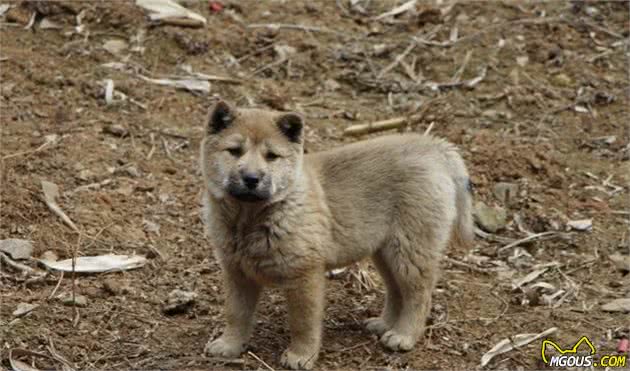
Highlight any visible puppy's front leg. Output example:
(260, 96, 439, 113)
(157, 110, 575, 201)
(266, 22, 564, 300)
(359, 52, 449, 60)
(205, 267, 261, 358)
(281, 270, 325, 370)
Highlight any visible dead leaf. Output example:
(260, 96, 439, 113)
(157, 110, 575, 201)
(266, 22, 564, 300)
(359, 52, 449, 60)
(13, 303, 38, 317)
(567, 219, 592, 231)
(138, 75, 210, 94)
(480, 327, 558, 367)
(103, 39, 128, 55)
(38, 254, 147, 273)
(135, 0, 206, 27)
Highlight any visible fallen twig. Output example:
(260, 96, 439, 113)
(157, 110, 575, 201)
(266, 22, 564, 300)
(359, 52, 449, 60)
(377, 42, 416, 78)
(373, 0, 417, 20)
(247, 351, 275, 371)
(423, 122, 435, 136)
(444, 257, 497, 274)
(48, 271, 64, 300)
(2, 136, 56, 160)
(426, 66, 487, 91)
(247, 23, 348, 37)
(0, 252, 38, 275)
(344, 116, 407, 136)
(41, 180, 80, 233)
(474, 227, 515, 244)
(497, 231, 562, 254)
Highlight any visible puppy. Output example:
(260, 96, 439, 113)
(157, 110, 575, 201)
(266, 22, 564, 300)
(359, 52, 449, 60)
(200, 101, 473, 369)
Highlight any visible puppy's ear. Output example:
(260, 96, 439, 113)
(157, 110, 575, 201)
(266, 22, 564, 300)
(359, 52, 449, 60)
(276, 113, 304, 143)
(208, 100, 234, 134)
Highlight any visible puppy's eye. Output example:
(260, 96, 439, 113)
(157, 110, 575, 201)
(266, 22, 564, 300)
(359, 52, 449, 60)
(266, 152, 280, 161)
(227, 147, 242, 157)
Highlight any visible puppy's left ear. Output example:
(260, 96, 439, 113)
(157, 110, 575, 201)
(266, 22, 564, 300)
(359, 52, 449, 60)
(276, 113, 304, 143)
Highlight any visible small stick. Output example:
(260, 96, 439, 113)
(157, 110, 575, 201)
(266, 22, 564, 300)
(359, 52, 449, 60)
(161, 136, 174, 160)
(41, 181, 80, 233)
(147, 133, 156, 160)
(344, 116, 407, 136)
(474, 227, 515, 244)
(373, 0, 417, 20)
(497, 231, 560, 254)
(247, 351, 275, 371)
(48, 271, 64, 300)
(154, 18, 204, 28)
(423, 122, 435, 136)
(247, 23, 347, 37)
(444, 257, 495, 273)
(2, 140, 53, 160)
(451, 50, 472, 82)
(0, 252, 38, 274)
(377, 42, 416, 78)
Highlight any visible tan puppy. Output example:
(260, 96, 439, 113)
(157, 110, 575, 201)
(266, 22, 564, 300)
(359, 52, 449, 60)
(201, 101, 473, 369)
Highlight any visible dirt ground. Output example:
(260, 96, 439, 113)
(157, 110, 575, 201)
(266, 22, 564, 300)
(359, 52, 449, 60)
(1, 0, 629, 370)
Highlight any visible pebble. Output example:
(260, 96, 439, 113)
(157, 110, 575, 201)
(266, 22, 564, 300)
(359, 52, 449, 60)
(474, 201, 507, 233)
(163, 289, 197, 315)
(62, 294, 88, 307)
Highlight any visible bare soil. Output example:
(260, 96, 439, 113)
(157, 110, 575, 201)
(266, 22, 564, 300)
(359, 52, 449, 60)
(1, 1, 629, 370)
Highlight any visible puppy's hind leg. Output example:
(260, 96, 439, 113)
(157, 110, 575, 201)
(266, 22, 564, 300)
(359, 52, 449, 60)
(379, 225, 450, 352)
(364, 249, 402, 336)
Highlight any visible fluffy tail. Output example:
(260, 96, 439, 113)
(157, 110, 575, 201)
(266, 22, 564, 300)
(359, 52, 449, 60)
(452, 176, 474, 247)
(445, 148, 474, 247)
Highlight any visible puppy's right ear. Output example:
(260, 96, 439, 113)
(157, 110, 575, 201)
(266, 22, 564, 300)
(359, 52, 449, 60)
(208, 100, 234, 134)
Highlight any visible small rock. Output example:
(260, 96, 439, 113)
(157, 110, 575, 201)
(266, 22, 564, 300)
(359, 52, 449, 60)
(0, 239, 33, 260)
(77, 169, 94, 181)
(584, 6, 599, 17)
(493, 182, 519, 206)
(143, 219, 160, 235)
(567, 219, 592, 231)
(62, 294, 88, 307)
(102, 124, 128, 137)
(474, 201, 507, 233)
(13, 303, 38, 317)
(124, 165, 141, 178)
(103, 278, 132, 296)
(455, 12, 469, 23)
(323, 78, 341, 92)
(103, 39, 128, 55)
(163, 289, 197, 315)
(40, 250, 58, 262)
(516, 56, 529, 67)
(39, 18, 62, 30)
(552, 73, 572, 87)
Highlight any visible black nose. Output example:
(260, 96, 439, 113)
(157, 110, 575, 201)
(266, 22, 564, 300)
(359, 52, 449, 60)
(242, 173, 260, 189)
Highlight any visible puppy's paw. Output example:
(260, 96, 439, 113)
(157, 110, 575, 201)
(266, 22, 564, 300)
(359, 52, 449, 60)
(280, 349, 317, 370)
(364, 317, 390, 335)
(380, 330, 416, 352)
(204, 336, 244, 358)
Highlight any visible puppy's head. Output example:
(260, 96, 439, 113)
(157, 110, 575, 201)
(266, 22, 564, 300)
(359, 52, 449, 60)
(200, 100, 304, 203)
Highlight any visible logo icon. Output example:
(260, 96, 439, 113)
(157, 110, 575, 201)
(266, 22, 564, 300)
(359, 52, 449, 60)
(541, 336, 627, 368)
